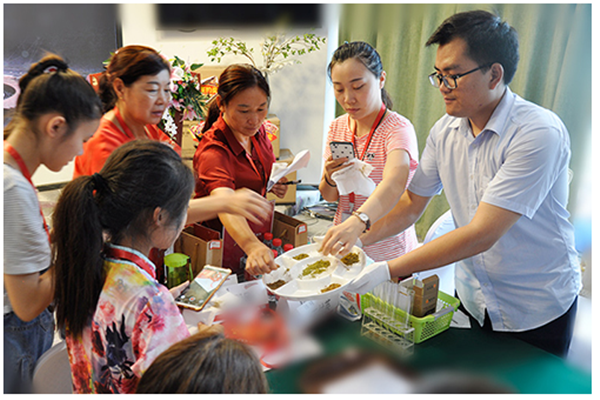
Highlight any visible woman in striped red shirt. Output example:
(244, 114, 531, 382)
(319, 41, 419, 262)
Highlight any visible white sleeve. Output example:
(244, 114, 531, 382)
(3, 167, 51, 275)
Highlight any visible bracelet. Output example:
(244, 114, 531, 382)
(324, 175, 337, 187)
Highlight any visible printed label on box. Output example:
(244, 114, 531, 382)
(298, 224, 307, 234)
(209, 240, 222, 250)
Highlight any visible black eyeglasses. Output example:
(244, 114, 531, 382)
(428, 63, 493, 90)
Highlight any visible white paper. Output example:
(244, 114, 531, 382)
(266, 149, 311, 191)
(330, 158, 376, 196)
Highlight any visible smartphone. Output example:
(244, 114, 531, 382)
(330, 141, 355, 160)
(175, 265, 231, 311)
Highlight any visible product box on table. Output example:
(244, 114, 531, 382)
(174, 223, 223, 276)
(273, 211, 308, 248)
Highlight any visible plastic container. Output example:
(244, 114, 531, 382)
(272, 238, 283, 256)
(361, 291, 460, 344)
(283, 243, 294, 253)
(164, 253, 193, 289)
(263, 232, 274, 248)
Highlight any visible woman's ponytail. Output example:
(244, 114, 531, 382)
(4, 53, 101, 140)
(52, 175, 106, 338)
(202, 97, 221, 133)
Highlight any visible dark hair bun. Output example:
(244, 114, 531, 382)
(19, 54, 70, 93)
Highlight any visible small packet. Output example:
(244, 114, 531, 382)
(337, 290, 362, 321)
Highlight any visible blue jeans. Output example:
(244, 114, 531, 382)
(4, 309, 54, 393)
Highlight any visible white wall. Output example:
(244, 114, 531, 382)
(32, 3, 338, 187)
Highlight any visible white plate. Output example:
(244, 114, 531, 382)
(263, 243, 366, 301)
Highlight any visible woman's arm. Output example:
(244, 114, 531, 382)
(4, 269, 54, 322)
(210, 188, 277, 276)
(186, 188, 271, 225)
(320, 148, 411, 255)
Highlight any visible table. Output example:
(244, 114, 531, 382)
(265, 314, 592, 394)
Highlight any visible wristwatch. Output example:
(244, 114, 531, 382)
(352, 211, 371, 232)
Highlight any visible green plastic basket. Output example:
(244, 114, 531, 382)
(361, 291, 460, 344)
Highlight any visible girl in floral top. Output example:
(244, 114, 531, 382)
(52, 140, 194, 393)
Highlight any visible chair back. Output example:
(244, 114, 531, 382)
(418, 210, 456, 295)
(32, 340, 73, 394)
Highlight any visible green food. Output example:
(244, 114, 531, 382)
(321, 283, 341, 293)
(267, 280, 287, 290)
(302, 259, 331, 277)
(293, 253, 310, 261)
(340, 252, 360, 266)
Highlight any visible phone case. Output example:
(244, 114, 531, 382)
(175, 265, 231, 311)
(330, 141, 355, 160)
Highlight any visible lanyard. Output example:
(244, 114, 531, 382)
(351, 102, 387, 162)
(246, 133, 269, 196)
(114, 106, 152, 140)
(348, 103, 387, 209)
(105, 244, 156, 280)
(3, 141, 51, 244)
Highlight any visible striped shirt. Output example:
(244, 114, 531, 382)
(324, 111, 419, 261)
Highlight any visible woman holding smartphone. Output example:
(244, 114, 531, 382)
(319, 41, 419, 262)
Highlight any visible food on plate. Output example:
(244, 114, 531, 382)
(340, 252, 360, 266)
(320, 283, 341, 293)
(292, 253, 310, 261)
(267, 279, 288, 291)
(301, 259, 331, 278)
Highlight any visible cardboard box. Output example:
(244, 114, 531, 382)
(266, 114, 280, 159)
(174, 224, 223, 276)
(412, 275, 439, 317)
(195, 65, 226, 97)
(273, 211, 308, 248)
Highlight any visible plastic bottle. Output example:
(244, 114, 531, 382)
(263, 232, 273, 248)
(239, 254, 248, 271)
(283, 243, 294, 253)
(272, 238, 283, 256)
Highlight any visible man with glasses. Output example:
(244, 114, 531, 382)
(350, 10, 580, 357)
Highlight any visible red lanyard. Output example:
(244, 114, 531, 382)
(348, 103, 386, 208)
(351, 103, 387, 162)
(114, 106, 149, 140)
(3, 141, 51, 244)
(246, 133, 269, 196)
(105, 244, 156, 280)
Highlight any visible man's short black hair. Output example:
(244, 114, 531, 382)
(426, 10, 519, 84)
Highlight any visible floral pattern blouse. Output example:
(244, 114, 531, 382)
(65, 244, 190, 393)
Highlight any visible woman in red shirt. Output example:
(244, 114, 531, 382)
(74, 48, 272, 273)
(193, 64, 288, 277)
(73, 45, 179, 178)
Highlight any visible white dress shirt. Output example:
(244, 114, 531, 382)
(408, 87, 581, 331)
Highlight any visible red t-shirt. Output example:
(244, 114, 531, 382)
(73, 117, 181, 178)
(193, 115, 275, 232)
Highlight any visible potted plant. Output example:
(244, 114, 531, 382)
(207, 31, 326, 77)
(160, 55, 209, 143)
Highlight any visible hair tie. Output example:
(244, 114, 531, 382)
(43, 66, 59, 74)
(91, 172, 109, 194)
